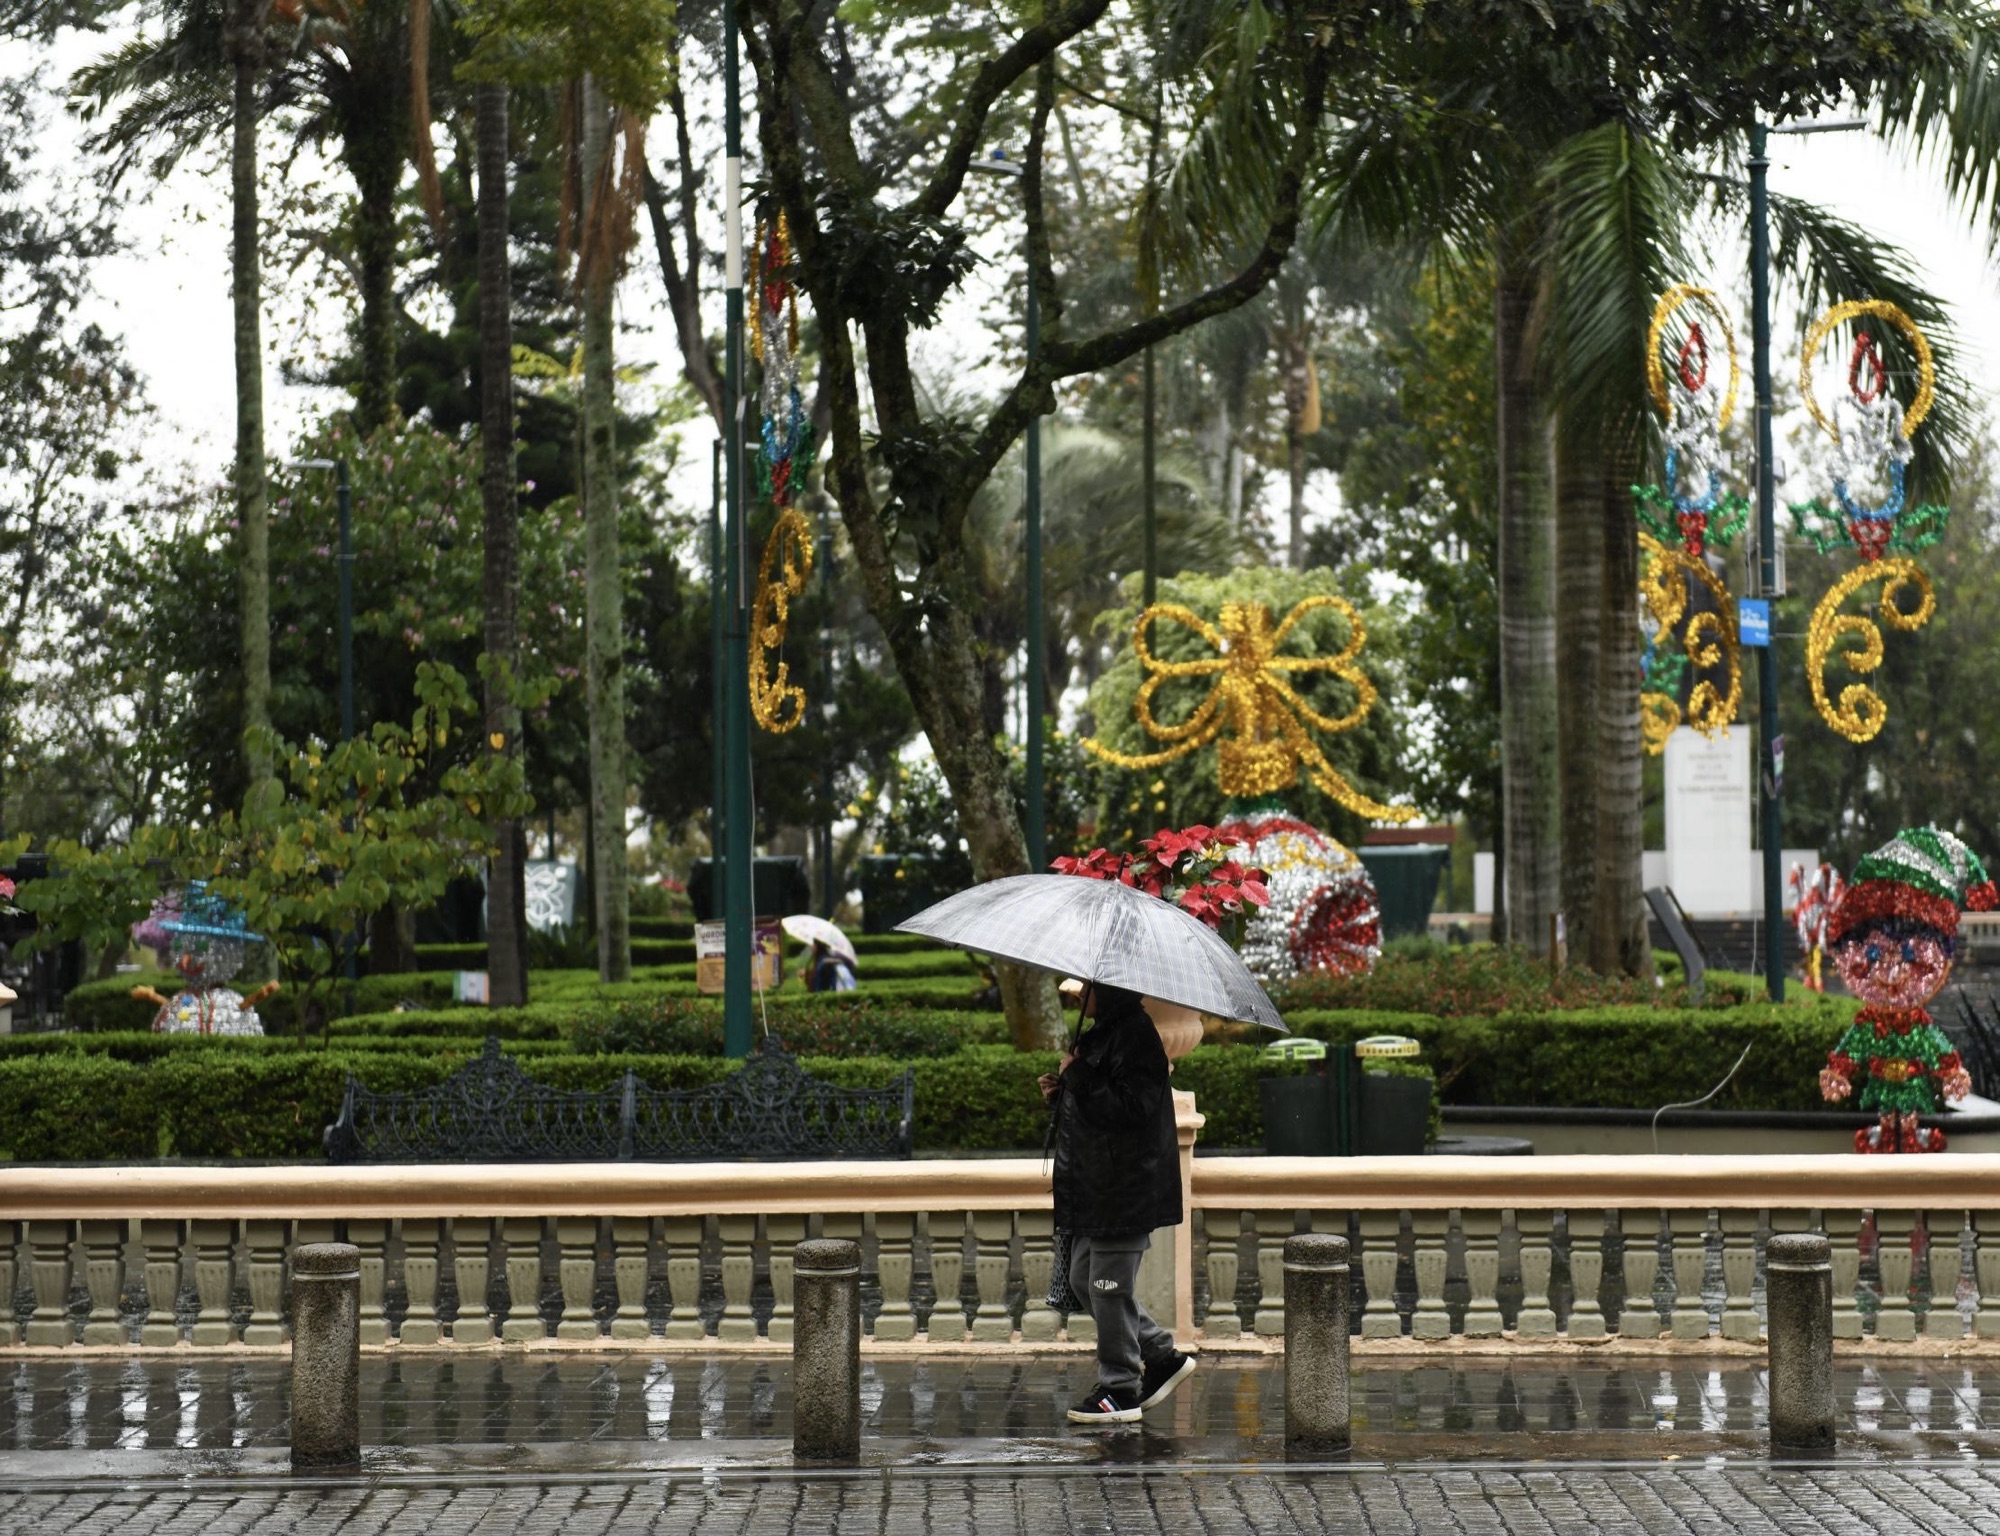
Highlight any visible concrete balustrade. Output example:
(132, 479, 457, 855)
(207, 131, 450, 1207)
(5, 1157, 2000, 1351)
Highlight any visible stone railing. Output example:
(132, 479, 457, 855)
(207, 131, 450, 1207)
(5, 1156, 2000, 1350)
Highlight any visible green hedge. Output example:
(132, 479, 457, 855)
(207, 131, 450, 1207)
(0, 1041, 1284, 1160)
(1287, 998, 1860, 1113)
(60, 972, 460, 1036)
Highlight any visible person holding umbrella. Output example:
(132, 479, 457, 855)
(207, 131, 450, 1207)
(1040, 979, 1195, 1423)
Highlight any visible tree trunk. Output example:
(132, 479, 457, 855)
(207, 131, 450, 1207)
(1553, 415, 1602, 948)
(228, 2, 271, 804)
(1592, 431, 1651, 976)
(346, 110, 401, 435)
(580, 77, 630, 984)
(1494, 255, 1560, 953)
(478, 79, 529, 1008)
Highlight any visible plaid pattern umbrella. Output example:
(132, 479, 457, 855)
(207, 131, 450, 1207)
(896, 874, 1283, 1029)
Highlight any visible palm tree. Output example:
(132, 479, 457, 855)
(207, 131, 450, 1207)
(477, 74, 528, 1006)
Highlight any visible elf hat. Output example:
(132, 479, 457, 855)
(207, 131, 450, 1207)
(1827, 825, 1999, 943)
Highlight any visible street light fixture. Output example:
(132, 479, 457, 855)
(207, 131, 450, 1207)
(971, 150, 1046, 873)
(1748, 115, 1866, 1002)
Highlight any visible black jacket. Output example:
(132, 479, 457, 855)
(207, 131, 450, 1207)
(1050, 986, 1183, 1235)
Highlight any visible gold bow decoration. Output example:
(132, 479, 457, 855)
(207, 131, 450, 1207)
(1637, 532, 1741, 756)
(749, 509, 814, 733)
(1804, 558, 1934, 744)
(1081, 597, 1417, 822)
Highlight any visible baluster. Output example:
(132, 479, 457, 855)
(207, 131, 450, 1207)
(765, 1214, 807, 1342)
(138, 1220, 182, 1347)
(1566, 1212, 1605, 1340)
(1668, 1211, 1708, 1341)
(343, 1219, 387, 1346)
(1976, 1213, 2000, 1339)
(1461, 1210, 1503, 1339)
(79, 1219, 125, 1346)
(610, 1216, 651, 1339)
(451, 1219, 494, 1344)
(1720, 1211, 1758, 1342)
(1752, 1209, 1778, 1334)
(1932, 1215, 1968, 1340)
(1877, 1214, 1916, 1343)
(500, 1216, 545, 1341)
(1496, 1209, 1523, 1329)
(715, 1215, 758, 1341)
(1830, 1218, 1865, 1340)
(0, 1220, 15, 1346)
(1017, 1209, 1060, 1342)
(1252, 1210, 1292, 1337)
(1513, 1210, 1556, 1337)
(1856, 1209, 1885, 1335)
(969, 1212, 1013, 1342)
(659, 1217, 706, 1339)
(1620, 1226, 1660, 1338)
(1201, 1211, 1241, 1339)
(924, 1213, 966, 1341)
(243, 1220, 289, 1346)
(189, 1218, 236, 1346)
(871, 1213, 916, 1341)
(399, 1219, 442, 1345)
(1443, 1210, 1469, 1334)
(1699, 1208, 1727, 1329)
(1412, 1212, 1450, 1340)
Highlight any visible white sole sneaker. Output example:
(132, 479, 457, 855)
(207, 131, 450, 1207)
(1138, 1354, 1197, 1410)
(1067, 1393, 1143, 1424)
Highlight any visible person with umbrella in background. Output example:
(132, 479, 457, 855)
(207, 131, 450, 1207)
(1040, 979, 1196, 1423)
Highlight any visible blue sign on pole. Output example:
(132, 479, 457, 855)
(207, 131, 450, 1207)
(1738, 597, 1771, 647)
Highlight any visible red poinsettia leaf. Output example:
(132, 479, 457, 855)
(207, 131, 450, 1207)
(1241, 878, 1272, 907)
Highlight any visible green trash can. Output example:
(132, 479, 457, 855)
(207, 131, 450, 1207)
(1355, 845, 1450, 941)
(1259, 1038, 1334, 1155)
(1353, 1034, 1432, 1156)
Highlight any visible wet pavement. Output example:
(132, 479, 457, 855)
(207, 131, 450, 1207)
(4, 1356, 2000, 1533)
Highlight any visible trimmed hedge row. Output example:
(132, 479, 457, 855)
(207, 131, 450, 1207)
(1287, 999, 1861, 1113)
(0, 1042, 1291, 1161)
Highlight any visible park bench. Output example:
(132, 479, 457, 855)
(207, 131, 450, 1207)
(322, 1034, 914, 1163)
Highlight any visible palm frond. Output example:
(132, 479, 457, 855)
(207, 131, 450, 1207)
(1871, 13, 2000, 240)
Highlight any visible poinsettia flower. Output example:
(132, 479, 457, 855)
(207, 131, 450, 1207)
(1241, 877, 1272, 907)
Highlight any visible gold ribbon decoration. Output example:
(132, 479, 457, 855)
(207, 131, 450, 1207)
(1081, 597, 1417, 822)
(1804, 557, 1935, 744)
(748, 509, 815, 734)
(1645, 283, 1740, 430)
(1638, 532, 1741, 755)
(1799, 298, 1935, 447)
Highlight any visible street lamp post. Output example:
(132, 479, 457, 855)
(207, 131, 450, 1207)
(721, 0, 754, 1059)
(973, 151, 1045, 872)
(1749, 116, 1863, 1003)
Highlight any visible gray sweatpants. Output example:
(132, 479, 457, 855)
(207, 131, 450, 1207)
(1068, 1232, 1176, 1396)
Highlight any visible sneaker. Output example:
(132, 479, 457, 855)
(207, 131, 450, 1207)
(1067, 1385, 1142, 1424)
(1138, 1350, 1196, 1410)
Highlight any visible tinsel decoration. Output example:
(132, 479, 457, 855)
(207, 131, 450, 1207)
(748, 508, 814, 733)
(1790, 301, 1946, 743)
(1634, 285, 1750, 558)
(1081, 597, 1417, 823)
(1787, 860, 1844, 994)
(1214, 811, 1381, 984)
(1637, 532, 1741, 753)
(747, 215, 818, 735)
(1818, 826, 1996, 1153)
(1632, 288, 1746, 756)
(130, 881, 271, 1037)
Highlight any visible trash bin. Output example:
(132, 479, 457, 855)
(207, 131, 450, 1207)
(1355, 845, 1450, 941)
(1353, 1034, 1432, 1156)
(1259, 1037, 1334, 1155)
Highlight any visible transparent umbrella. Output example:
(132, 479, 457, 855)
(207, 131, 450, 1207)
(896, 873, 1282, 1029)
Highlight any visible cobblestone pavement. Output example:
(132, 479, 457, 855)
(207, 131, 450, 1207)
(3, 1463, 2000, 1535)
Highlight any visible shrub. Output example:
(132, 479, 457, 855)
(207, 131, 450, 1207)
(1273, 942, 1740, 1017)
(565, 996, 999, 1058)
(60, 971, 457, 1035)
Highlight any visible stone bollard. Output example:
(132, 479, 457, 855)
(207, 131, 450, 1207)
(290, 1242, 362, 1471)
(793, 1238, 863, 1463)
(1766, 1232, 1836, 1452)
(1283, 1233, 1351, 1457)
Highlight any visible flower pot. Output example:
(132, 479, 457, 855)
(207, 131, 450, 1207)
(1142, 998, 1205, 1064)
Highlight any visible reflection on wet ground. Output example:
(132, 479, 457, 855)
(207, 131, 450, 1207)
(6, 1354, 2000, 1458)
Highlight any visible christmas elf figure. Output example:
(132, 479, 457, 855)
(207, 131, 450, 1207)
(1818, 826, 1998, 1153)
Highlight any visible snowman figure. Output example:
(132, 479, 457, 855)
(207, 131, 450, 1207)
(129, 882, 277, 1036)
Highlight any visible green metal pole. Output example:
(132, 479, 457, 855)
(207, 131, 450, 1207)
(1750, 121, 1784, 1003)
(1025, 270, 1045, 873)
(722, 0, 754, 1056)
(709, 437, 725, 911)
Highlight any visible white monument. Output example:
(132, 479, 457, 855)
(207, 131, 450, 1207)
(1664, 727, 1753, 914)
